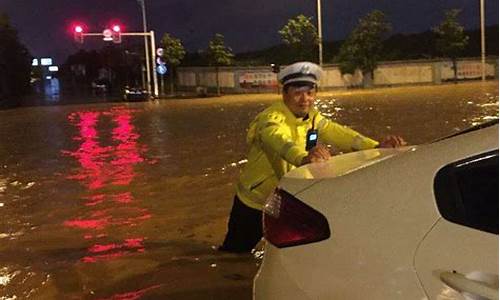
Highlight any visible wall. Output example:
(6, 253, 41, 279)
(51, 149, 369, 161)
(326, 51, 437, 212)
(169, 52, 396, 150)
(373, 62, 434, 85)
(176, 57, 498, 93)
(440, 59, 497, 80)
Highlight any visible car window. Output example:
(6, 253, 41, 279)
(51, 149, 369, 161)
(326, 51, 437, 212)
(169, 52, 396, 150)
(434, 150, 499, 235)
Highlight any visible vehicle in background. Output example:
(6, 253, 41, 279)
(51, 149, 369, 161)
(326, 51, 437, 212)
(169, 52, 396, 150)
(254, 120, 499, 300)
(123, 86, 150, 102)
(91, 79, 111, 96)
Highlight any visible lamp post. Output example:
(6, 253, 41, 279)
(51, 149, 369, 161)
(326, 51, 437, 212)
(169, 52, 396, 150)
(480, 0, 486, 81)
(150, 30, 159, 97)
(138, 0, 151, 94)
(317, 0, 323, 66)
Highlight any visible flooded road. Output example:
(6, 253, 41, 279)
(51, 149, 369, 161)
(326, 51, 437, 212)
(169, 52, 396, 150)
(0, 81, 498, 299)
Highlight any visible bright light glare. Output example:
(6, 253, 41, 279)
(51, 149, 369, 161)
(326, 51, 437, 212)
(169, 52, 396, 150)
(41, 58, 53, 66)
(48, 66, 59, 72)
(112, 25, 120, 32)
(75, 26, 83, 33)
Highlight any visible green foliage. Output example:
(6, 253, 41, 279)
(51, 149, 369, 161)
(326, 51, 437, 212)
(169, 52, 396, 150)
(207, 33, 234, 95)
(207, 33, 234, 66)
(160, 33, 186, 66)
(336, 43, 358, 75)
(0, 13, 32, 99)
(278, 15, 318, 62)
(160, 33, 186, 95)
(432, 9, 469, 60)
(336, 10, 391, 76)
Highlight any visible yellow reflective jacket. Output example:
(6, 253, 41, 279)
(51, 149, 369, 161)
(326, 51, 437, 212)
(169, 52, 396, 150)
(236, 101, 379, 210)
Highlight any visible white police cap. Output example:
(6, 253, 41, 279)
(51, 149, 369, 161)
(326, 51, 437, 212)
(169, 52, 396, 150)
(278, 61, 322, 86)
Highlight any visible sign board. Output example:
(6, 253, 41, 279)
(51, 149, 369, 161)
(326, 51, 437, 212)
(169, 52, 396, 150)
(156, 48, 164, 57)
(156, 57, 165, 65)
(441, 61, 494, 80)
(157, 65, 167, 75)
(239, 72, 278, 88)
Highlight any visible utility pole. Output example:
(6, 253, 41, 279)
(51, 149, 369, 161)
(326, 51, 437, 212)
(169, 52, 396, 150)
(480, 0, 486, 81)
(150, 30, 159, 97)
(138, 0, 151, 94)
(317, 0, 323, 66)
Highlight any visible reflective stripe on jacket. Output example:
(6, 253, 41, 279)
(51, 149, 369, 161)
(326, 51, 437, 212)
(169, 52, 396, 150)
(236, 101, 379, 210)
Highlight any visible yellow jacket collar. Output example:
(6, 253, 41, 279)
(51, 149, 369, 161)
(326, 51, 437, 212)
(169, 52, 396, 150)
(277, 101, 319, 125)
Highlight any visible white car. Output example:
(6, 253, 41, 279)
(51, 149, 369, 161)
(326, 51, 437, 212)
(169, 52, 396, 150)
(254, 120, 498, 300)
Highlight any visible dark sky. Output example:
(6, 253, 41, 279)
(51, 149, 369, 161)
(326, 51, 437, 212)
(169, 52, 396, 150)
(1, 0, 498, 64)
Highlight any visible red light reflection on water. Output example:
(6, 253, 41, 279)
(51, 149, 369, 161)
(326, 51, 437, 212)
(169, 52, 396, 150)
(96, 284, 163, 300)
(84, 194, 106, 206)
(109, 111, 146, 186)
(112, 192, 133, 204)
(82, 238, 145, 263)
(63, 112, 112, 190)
(64, 217, 111, 230)
(62, 107, 156, 264)
(88, 238, 144, 253)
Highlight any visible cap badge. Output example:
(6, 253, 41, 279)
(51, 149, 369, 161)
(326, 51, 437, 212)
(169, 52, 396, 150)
(300, 64, 311, 74)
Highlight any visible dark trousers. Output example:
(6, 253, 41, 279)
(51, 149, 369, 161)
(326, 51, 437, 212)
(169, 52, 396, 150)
(220, 195, 263, 253)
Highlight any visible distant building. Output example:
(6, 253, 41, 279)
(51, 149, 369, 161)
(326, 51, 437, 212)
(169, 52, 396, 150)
(31, 57, 60, 98)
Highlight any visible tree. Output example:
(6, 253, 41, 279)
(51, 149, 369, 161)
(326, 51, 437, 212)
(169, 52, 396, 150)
(279, 15, 319, 63)
(433, 9, 469, 82)
(336, 10, 391, 87)
(160, 33, 186, 95)
(0, 13, 32, 101)
(207, 33, 234, 96)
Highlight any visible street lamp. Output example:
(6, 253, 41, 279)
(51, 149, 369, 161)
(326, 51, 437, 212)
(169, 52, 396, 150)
(317, 0, 323, 66)
(480, 0, 486, 81)
(138, 0, 151, 94)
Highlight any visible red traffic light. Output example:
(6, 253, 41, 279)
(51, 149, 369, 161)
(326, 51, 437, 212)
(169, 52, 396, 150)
(73, 24, 84, 43)
(110, 25, 122, 43)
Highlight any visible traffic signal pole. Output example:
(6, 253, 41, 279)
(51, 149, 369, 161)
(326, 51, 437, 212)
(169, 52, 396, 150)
(139, 0, 151, 94)
(80, 31, 159, 98)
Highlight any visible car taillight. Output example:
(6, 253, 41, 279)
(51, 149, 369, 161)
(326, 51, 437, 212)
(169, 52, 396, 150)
(263, 188, 330, 248)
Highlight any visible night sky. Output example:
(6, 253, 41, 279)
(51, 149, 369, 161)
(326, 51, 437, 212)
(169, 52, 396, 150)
(1, 0, 498, 64)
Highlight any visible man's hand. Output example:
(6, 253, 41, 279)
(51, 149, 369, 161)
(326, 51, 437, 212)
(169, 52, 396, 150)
(301, 144, 331, 165)
(378, 135, 407, 148)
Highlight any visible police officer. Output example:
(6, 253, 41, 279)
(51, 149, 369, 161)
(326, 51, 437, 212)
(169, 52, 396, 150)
(219, 61, 406, 253)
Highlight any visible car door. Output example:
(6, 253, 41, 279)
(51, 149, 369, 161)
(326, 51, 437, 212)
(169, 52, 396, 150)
(415, 150, 499, 300)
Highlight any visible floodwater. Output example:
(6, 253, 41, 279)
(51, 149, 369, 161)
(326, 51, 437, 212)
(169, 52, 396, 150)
(0, 81, 498, 299)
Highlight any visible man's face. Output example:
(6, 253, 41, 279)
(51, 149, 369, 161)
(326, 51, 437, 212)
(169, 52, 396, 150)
(283, 85, 316, 118)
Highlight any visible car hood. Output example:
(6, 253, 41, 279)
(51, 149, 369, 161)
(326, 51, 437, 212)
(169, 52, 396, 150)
(279, 146, 414, 195)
